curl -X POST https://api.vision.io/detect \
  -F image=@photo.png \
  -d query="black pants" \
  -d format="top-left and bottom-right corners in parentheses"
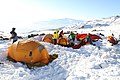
top-left (13, 40), bottom-right (17, 43)
top-left (53, 39), bottom-right (57, 45)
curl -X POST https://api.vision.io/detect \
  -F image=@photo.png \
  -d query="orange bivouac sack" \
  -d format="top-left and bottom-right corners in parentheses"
top-left (107, 36), bottom-right (118, 45)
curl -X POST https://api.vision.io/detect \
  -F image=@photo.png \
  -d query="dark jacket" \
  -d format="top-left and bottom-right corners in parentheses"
top-left (10, 31), bottom-right (18, 43)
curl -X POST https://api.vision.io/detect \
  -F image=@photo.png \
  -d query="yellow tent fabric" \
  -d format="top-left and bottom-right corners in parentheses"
top-left (57, 37), bottom-right (69, 45)
top-left (8, 40), bottom-right (50, 64)
top-left (42, 34), bottom-right (53, 44)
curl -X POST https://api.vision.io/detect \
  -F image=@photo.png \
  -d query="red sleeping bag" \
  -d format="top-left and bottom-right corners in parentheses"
top-left (76, 33), bottom-right (102, 40)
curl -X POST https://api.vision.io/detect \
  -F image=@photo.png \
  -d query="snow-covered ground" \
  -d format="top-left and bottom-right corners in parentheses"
top-left (0, 16), bottom-right (120, 80)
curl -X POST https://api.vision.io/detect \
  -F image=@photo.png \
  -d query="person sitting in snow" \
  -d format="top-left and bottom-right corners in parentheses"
top-left (68, 31), bottom-right (76, 46)
top-left (59, 30), bottom-right (64, 38)
top-left (10, 28), bottom-right (18, 43)
top-left (84, 33), bottom-right (95, 46)
top-left (107, 33), bottom-right (119, 46)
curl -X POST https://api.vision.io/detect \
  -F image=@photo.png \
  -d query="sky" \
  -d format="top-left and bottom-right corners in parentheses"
top-left (0, 0), bottom-right (120, 33)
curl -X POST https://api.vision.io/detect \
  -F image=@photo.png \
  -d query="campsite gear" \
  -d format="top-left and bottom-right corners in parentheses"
top-left (76, 33), bottom-right (102, 41)
top-left (42, 34), bottom-right (54, 44)
top-left (72, 43), bottom-right (81, 49)
top-left (84, 33), bottom-right (96, 45)
top-left (57, 37), bottom-right (69, 46)
top-left (71, 33), bottom-right (102, 49)
top-left (25, 53), bottom-right (58, 69)
top-left (107, 36), bottom-right (118, 45)
top-left (8, 40), bottom-right (50, 65)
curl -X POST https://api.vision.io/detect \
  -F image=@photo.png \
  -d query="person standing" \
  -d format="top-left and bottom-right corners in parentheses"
top-left (10, 28), bottom-right (18, 43)
top-left (52, 29), bottom-right (59, 45)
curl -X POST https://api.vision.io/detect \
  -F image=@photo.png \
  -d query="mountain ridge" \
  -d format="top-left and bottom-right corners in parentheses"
top-left (61, 15), bottom-right (120, 30)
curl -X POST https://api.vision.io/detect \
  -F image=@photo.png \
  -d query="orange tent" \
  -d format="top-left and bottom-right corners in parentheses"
top-left (8, 40), bottom-right (50, 64)
top-left (57, 37), bottom-right (69, 46)
top-left (42, 34), bottom-right (53, 44)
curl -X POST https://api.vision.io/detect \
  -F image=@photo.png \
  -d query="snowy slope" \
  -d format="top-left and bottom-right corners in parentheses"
top-left (62, 15), bottom-right (120, 30)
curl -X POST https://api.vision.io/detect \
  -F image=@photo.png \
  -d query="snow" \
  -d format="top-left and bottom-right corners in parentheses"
top-left (0, 16), bottom-right (120, 80)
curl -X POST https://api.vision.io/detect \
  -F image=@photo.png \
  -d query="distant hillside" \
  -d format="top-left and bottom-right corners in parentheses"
top-left (62, 15), bottom-right (120, 30)
top-left (33, 18), bottom-right (83, 30)
top-left (24, 15), bottom-right (120, 34)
